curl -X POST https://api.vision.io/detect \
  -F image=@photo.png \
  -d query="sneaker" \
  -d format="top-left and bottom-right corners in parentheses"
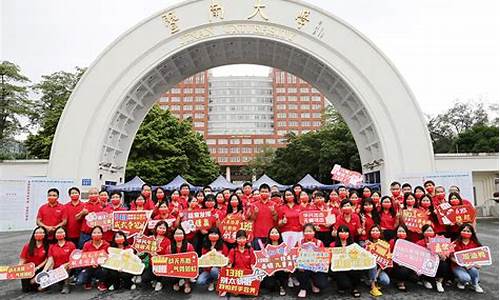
top-left (97, 282), bottom-right (107, 292)
top-left (370, 287), bottom-right (382, 297)
top-left (179, 279), bottom-right (185, 286)
top-left (190, 278), bottom-right (196, 283)
top-left (84, 283), bottom-right (92, 290)
top-left (311, 284), bottom-right (320, 293)
top-left (154, 282), bottom-right (163, 292)
top-left (61, 285), bottom-right (70, 294)
top-left (208, 282), bottom-right (215, 292)
top-left (279, 286), bottom-right (286, 296)
top-left (287, 278), bottom-right (294, 288)
top-left (474, 284), bottom-right (484, 293)
top-left (292, 277), bottom-right (300, 287)
top-left (457, 282), bottom-right (465, 290)
top-left (436, 281), bottom-right (444, 293)
top-left (298, 289), bottom-right (307, 298)
top-left (173, 283), bottom-right (180, 291)
top-left (108, 285), bottom-right (115, 291)
top-left (130, 284), bottom-right (136, 290)
top-left (133, 275), bottom-right (142, 284)
top-left (423, 281), bottom-right (433, 289)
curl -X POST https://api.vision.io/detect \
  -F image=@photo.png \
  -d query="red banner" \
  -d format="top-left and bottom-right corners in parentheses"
top-left (299, 210), bottom-right (327, 226)
top-left (181, 209), bottom-right (212, 230)
top-left (254, 243), bottom-right (299, 275)
top-left (365, 240), bottom-right (393, 269)
top-left (132, 234), bottom-right (158, 255)
top-left (219, 214), bottom-right (253, 243)
top-left (216, 267), bottom-right (262, 296)
top-left (0, 263), bottom-right (35, 280)
top-left (427, 235), bottom-right (455, 257)
top-left (436, 203), bottom-right (476, 225)
top-left (151, 252), bottom-right (198, 278)
top-left (392, 239), bottom-right (439, 277)
top-left (330, 164), bottom-right (363, 185)
top-left (68, 250), bottom-right (108, 269)
top-left (85, 211), bottom-right (113, 231)
top-left (453, 246), bottom-right (492, 267)
top-left (112, 210), bottom-right (152, 238)
top-left (402, 209), bottom-right (430, 233)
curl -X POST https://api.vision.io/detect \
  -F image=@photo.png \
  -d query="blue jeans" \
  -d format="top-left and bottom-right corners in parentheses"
top-left (78, 233), bottom-right (91, 249)
top-left (76, 267), bottom-right (107, 285)
top-left (368, 267), bottom-right (390, 286)
top-left (197, 268), bottom-right (220, 285)
top-left (452, 266), bottom-right (479, 285)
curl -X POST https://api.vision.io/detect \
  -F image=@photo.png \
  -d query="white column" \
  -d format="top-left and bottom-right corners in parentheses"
top-left (226, 166), bottom-right (231, 182)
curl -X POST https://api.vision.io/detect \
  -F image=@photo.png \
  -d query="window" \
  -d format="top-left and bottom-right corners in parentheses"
top-left (230, 148), bottom-right (240, 153)
top-left (288, 104), bottom-right (298, 110)
top-left (230, 139), bottom-right (240, 145)
top-left (183, 105), bottom-right (193, 111)
top-left (300, 104), bottom-right (311, 110)
top-left (170, 88), bottom-right (181, 94)
top-left (288, 87), bottom-right (297, 93)
top-left (301, 113), bottom-right (310, 118)
top-left (218, 139), bottom-right (228, 144)
top-left (289, 121), bottom-right (298, 127)
top-left (242, 139), bottom-right (252, 144)
top-left (195, 96), bottom-right (205, 102)
top-left (312, 121), bottom-right (322, 126)
top-left (288, 96), bottom-right (297, 101)
top-left (276, 87), bottom-right (286, 93)
top-left (301, 121), bottom-right (311, 126)
top-left (159, 96), bottom-right (168, 102)
top-left (170, 105), bottom-right (181, 111)
top-left (242, 147), bottom-right (252, 153)
top-left (230, 157), bottom-right (241, 162)
top-left (195, 88), bottom-right (205, 94)
top-left (206, 139), bottom-right (216, 145)
top-left (184, 96), bottom-right (193, 102)
top-left (218, 157), bottom-right (228, 163)
top-left (277, 96), bottom-right (286, 102)
top-left (300, 87), bottom-right (309, 93)
top-left (171, 97), bottom-right (181, 102)
top-left (312, 113), bottom-right (321, 118)
top-left (266, 139), bottom-right (276, 144)
top-left (254, 139), bottom-right (264, 144)
top-left (218, 148), bottom-right (228, 154)
top-left (312, 96), bottom-right (321, 102)
top-left (195, 105), bottom-right (205, 110)
top-left (312, 104), bottom-right (322, 110)
top-left (277, 104), bottom-right (286, 110)
top-left (194, 122), bottom-right (204, 127)
top-left (277, 113), bottom-right (286, 119)
top-left (300, 95), bottom-right (310, 101)
top-left (288, 112), bottom-right (298, 118)
top-left (277, 130), bottom-right (286, 135)
top-left (194, 113), bottom-right (205, 119)
top-left (183, 88), bottom-right (193, 93)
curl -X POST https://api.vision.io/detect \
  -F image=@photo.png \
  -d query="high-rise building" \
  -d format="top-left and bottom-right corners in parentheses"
top-left (159, 68), bottom-right (326, 181)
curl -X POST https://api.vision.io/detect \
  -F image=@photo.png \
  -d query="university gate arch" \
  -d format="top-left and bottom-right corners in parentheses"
top-left (47, 0), bottom-right (435, 190)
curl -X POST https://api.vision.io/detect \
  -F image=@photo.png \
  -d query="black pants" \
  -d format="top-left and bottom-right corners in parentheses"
top-left (141, 265), bottom-right (167, 285)
top-left (316, 231), bottom-right (333, 248)
top-left (421, 259), bottom-right (450, 282)
top-left (261, 271), bottom-right (288, 291)
top-left (107, 270), bottom-right (133, 289)
top-left (332, 270), bottom-right (362, 291)
top-left (21, 268), bottom-right (43, 292)
top-left (390, 264), bottom-right (414, 282)
top-left (296, 270), bottom-right (329, 291)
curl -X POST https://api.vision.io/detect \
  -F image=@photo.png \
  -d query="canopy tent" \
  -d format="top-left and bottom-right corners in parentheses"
top-left (105, 176), bottom-right (145, 192)
top-left (209, 175), bottom-right (241, 192)
top-left (161, 175), bottom-right (202, 192)
top-left (297, 174), bottom-right (330, 190)
top-left (325, 182), bottom-right (381, 191)
top-left (252, 174), bottom-right (290, 191)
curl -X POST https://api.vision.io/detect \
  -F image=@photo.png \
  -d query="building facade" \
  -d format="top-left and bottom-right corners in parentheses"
top-left (158, 68), bottom-right (326, 180)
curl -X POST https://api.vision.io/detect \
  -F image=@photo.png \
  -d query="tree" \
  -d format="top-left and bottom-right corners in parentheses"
top-left (0, 61), bottom-right (33, 158)
top-left (452, 125), bottom-right (499, 153)
top-left (25, 67), bottom-right (86, 158)
top-left (126, 104), bottom-right (219, 185)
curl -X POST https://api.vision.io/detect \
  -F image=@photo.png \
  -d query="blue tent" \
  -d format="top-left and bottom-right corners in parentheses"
top-left (209, 175), bottom-right (241, 192)
top-left (297, 174), bottom-right (330, 190)
top-left (106, 176), bottom-right (145, 192)
top-left (161, 175), bottom-right (202, 192)
top-left (253, 174), bottom-right (290, 191)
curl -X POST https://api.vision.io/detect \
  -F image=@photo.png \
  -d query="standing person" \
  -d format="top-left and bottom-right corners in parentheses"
top-left (433, 186), bottom-right (448, 208)
top-left (398, 192), bottom-right (421, 242)
top-left (419, 194), bottom-right (447, 237)
top-left (19, 226), bottom-right (49, 292)
top-left (361, 187), bottom-right (373, 200)
top-left (260, 227), bottom-right (288, 296)
top-left (130, 195), bottom-right (147, 211)
top-left (247, 184), bottom-right (278, 250)
top-left (298, 191), bottom-right (313, 210)
top-left (179, 183), bottom-right (192, 205)
top-left (416, 224), bottom-right (449, 293)
top-left (366, 225), bottom-right (390, 297)
top-left (401, 183), bottom-right (413, 195)
top-left (296, 223), bottom-right (329, 298)
top-left (447, 192), bottom-right (474, 239)
top-left (414, 186), bottom-right (426, 202)
top-left (106, 231), bottom-right (135, 291)
top-left (337, 185), bottom-right (348, 201)
top-left (136, 184), bottom-right (156, 210)
top-left (64, 187), bottom-right (85, 246)
top-left (222, 230), bottom-right (256, 297)
top-left (241, 182), bottom-right (253, 207)
top-left (169, 190), bottom-right (186, 216)
top-left (141, 221), bottom-right (171, 292)
top-left (388, 224), bottom-right (414, 291)
top-left (390, 182), bottom-right (403, 212)
top-left (214, 192), bottom-right (227, 214)
top-left (37, 188), bottom-right (67, 242)
top-left (424, 180), bottom-right (436, 197)
top-left (103, 191), bottom-right (127, 242)
top-left (349, 191), bottom-right (361, 214)
top-left (371, 191), bottom-right (382, 211)
top-left (358, 198), bottom-right (380, 246)
top-left (278, 189), bottom-right (303, 247)
top-left (152, 187), bottom-right (167, 217)
top-left (379, 196), bottom-right (398, 240)
top-left (78, 187), bottom-right (104, 248)
top-left (292, 184), bottom-right (303, 198)
top-left (197, 227), bottom-right (228, 292)
top-left (312, 191), bottom-right (335, 246)
top-left (170, 227), bottom-right (195, 294)
top-left (329, 190), bottom-right (341, 215)
top-left (99, 190), bottom-right (110, 208)
top-left (76, 226), bottom-right (109, 291)
top-left (335, 199), bottom-right (363, 242)
top-left (42, 226), bottom-right (76, 294)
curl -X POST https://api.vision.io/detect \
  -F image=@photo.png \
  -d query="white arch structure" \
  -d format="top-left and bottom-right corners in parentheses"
top-left (48, 0), bottom-right (435, 189)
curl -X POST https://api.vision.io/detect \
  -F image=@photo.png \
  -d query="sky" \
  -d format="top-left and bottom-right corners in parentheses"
top-left (2, 0), bottom-right (499, 116)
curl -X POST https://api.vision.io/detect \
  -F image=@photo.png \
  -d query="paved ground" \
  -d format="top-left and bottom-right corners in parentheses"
top-left (0, 219), bottom-right (498, 300)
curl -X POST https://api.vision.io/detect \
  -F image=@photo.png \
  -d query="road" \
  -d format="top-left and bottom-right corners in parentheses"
top-left (0, 219), bottom-right (498, 300)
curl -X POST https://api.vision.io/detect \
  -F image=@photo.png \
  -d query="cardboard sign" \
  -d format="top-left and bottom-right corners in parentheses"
top-left (147, 218), bottom-right (176, 230)
top-left (296, 242), bottom-right (331, 273)
top-left (365, 240), bottom-right (393, 269)
top-left (85, 211), bottom-right (113, 231)
top-left (198, 249), bottom-right (229, 268)
top-left (132, 234), bottom-right (158, 255)
top-left (181, 219), bottom-right (196, 234)
top-left (254, 243), bottom-right (299, 275)
top-left (216, 267), bottom-right (263, 296)
top-left (454, 246), bottom-right (492, 267)
top-left (0, 263), bottom-right (35, 280)
top-left (181, 209), bottom-right (212, 230)
top-left (151, 252), bottom-right (198, 278)
top-left (219, 214), bottom-right (253, 243)
top-left (34, 265), bottom-right (68, 288)
top-left (392, 239), bottom-right (439, 277)
top-left (330, 164), bottom-right (363, 185)
top-left (101, 247), bottom-right (145, 275)
top-left (112, 210), bottom-right (152, 238)
top-left (330, 243), bottom-right (376, 271)
top-left (402, 209), bottom-right (430, 233)
top-left (427, 236), bottom-right (455, 257)
top-left (68, 249), bottom-right (108, 269)
top-left (436, 203), bottom-right (476, 225)
top-left (299, 210), bottom-right (327, 226)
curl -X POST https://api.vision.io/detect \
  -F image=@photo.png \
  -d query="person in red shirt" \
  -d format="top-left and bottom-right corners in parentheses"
top-left (64, 187), bottom-right (84, 246)
top-left (170, 227), bottom-right (196, 294)
top-left (260, 227), bottom-right (288, 296)
top-left (106, 231), bottom-right (135, 291)
top-left (141, 221), bottom-right (172, 292)
top-left (152, 202), bottom-right (178, 235)
top-left (337, 185), bottom-right (348, 201)
top-left (203, 194), bottom-right (223, 222)
top-left (130, 194), bottom-right (147, 211)
top-left (271, 191), bottom-right (283, 206)
top-left (179, 183), bottom-right (192, 205)
top-left (450, 224), bottom-right (484, 293)
top-left (292, 184), bottom-right (303, 199)
top-left (152, 187), bottom-right (167, 217)
top-left (379, 196), bottom-right (398, 240)
top-left (99, 190), bottom-right (109, 208)
top-left (37, 188), bottom-right (67, 242)
top-left (366, 225), bottom-right (390, 297)
top-left (358, 198), bottom-right (380, 245)
top-left (312, 191), bottom-right (335, 246)
top-left (361, 186), bottom-right (372, 200)
top-left (78, 187), bottom-right (103, 248)
top-left (241, 182), bottom-right (253, 207)
top-left (169, 190), bottom-right (187, 216)
top-left (247, 184), bottom-right (278, 250)
top-left (401, 183), bottom-right (413, 195)
top-left (349, 191), bottom-right (361, 214)
top-left (222, 230), bottom-right (256, 296)
top-left (19, 226), bottom-right (49, 292)
top-left (448, 185), bottom-right (473, 206)
top-left (298, 191), bottom-right (314, 210)
top-left (329, 225), bottom-right (362, 298)
top-left (447, 192), bottom-right (476, 239)
top-left (335, 199), bottom-right (363, 241)
top-left (42, 226), bottom-right (76, 294)
top-left (278, 189), bottom-right (303, 247)
top-left (433, 185), bottom-right (447, 207)
top-left (416, 224), bottom-right (449, 293)
top-left (214, 192), bottom-right (227, 213)
top-left (419, 194), bottom-right (446, 236)
top-left (197, 227), bottom-right (229, 292)
top-left (389, 181), bottom-right (403, 212)
top-left (398, 192), bottom-right (421, 242)
top-left (102, 191), bottom-right (127, 242)
top-left (388, 224), bottom-right (414, 291)
top-left (414, 186), bottom-right (426, 203)
top-left (424, 180), bottom-right (436, 198)
top-left (296, 223), bottom-right (329, 298)
top-left (76, 226), bottom-right (110, 291)
top-left (328, 189), bottom-right (341, 215)
top-left (371, 191), bottom-right (382, 211)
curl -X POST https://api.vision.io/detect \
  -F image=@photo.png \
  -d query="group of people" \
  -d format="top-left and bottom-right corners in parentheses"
top-left (20, 179), bottom-right (486, 297)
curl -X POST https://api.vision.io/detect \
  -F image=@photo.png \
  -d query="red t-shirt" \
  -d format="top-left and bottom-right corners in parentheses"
top-left (228, 247), bottom-right (256, 274)
top-left (130, 198), bottom-right (155, 211)
top-left (415, 239), bottom-right (427, 248)
top-left (63, 200), bottom-right (84, 239)
top-left (48, 241), bottom-right (76, 268)
top-left (452, 239), bottom-right (480, 267)
top-left (82, 240), bottom-right (109, 252)
top-left (335, 213), bottom-right (362, 240)
top-left (379, 211), bottom-right (396, 231)
top-left (37, 202), bottom-right (66, 239)
top-left (20, 243), bottom-right (47, 266)
top-left (169, 242), bottom-right (195, 254)
top-left (278, 204), bottom-right (302, 232)
top-left (299, 238), bottom-right (324, 248)
top-left (359, 213), bottom-right (375, 241)
top-left (81, 201), bottom-right (103, 234)
top-left (156, 236), bottom-right (172, 255)
top-left (251, 200), bottom-right (277, 238)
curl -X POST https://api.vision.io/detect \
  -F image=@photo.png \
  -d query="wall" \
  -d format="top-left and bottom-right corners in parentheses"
top-left (0, 160), bottom-right (49, 179)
